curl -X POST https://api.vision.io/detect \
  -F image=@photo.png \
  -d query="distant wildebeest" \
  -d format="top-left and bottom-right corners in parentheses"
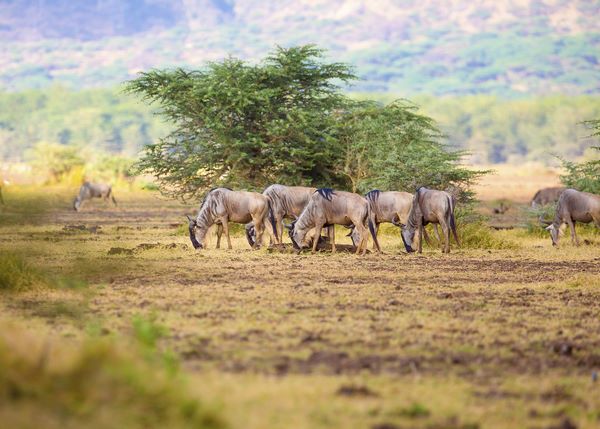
top-left (540, 188), bottom-right (600, 246)
top-left (400, 187), bottom-right (460, 254)
top-left (287, 188), bottom-right (376, 254)
top-left (531, 186), bottom-right (566, 208)
top-left (73, 182), bottom-right (117, 211)
top-left (187, 188), bottom-right (272, 250)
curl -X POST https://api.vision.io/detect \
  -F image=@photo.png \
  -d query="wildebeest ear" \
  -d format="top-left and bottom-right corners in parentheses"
top-left (545, 225), bottom-right (553, 231)
top-left (283, 223), bottom-right (293, 230)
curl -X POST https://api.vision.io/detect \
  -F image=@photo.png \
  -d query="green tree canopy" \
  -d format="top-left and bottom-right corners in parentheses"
top-left (125, 45), bottom-right (355, 198)
top-left (339, 99), bottom-right (485, 200)
top-left (126, 45), bottom-right (485, 200)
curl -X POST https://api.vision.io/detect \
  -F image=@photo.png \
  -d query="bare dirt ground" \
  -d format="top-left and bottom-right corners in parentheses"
top-left (1, 184), bottom-right (600, 429)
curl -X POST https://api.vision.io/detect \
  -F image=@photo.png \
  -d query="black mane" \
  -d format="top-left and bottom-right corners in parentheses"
top-left (316, 188), bottom-right (335, 201)
top-left (365, 189), bottom-right (381, 201)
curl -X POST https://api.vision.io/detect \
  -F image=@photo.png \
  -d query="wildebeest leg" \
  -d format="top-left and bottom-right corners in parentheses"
top-left (433, 224), bottom-right (441, 242)
top-left (439, 219), bottom-right (450, 253)
top-left (221, 219), bottom-right (233, 250)
top-left (422, 226), bottom-right (434, 247)
top-left (566, 216), bottom-right (578, 246)
top-left (371, 224), bottom-right (380, 250)
top-left (276, 217), bottom-right (284, 245)
top-left (215, 224), bottom-right (223, 249)
top-left (312, 224), bottom-right (323, 253)
top-left (330, 225), bottom-right (336, 253)
top-left (414, 218), bottom-right (423, 254)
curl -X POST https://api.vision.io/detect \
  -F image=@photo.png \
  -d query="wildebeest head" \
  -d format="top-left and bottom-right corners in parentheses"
top-left (400, 224), bottom-right (415, 253)
top-left (186, 215), bottom-right (204, 249)
top-left (73, 196), bottom-right (81, 212)
top-left (545, 223), bottom-right (561, 246)
top-left (285, 220), bottom-right (309, 250)
top-left (344, 224), bottom-right (360, 247)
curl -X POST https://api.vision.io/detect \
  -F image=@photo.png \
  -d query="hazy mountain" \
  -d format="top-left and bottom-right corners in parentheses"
top-left (1, 0), bottom-right (599, 95)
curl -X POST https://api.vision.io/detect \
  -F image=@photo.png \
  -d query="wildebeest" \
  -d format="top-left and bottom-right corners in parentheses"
top-left (531, 186), bottom-right (566, 208)
top-left (363, 190), bottom-right (413, 252)
top-left (263, 184), bottom-right (316, 244)
top-left (541, 188), bottom-right (600, 246)
top-left (288, 188), bottom-right (376, 254)
top-left (187, 188), bottom-right (271, 250)
top-left (73, 182), bottom-right (117, 211)
top-left (400, 187), bottom-right (459, 254)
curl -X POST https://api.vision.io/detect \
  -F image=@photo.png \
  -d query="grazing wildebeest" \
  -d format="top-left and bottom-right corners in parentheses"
top-left (73, 182), bottom-right (117, 211)
top-left (363, 190), bottom-right (413, 252)
top-left (288, 188), bottom-right (376, 254)
top-left (531, 186), bottom-right (566, 208)
top-left (400, 187), bottom-right (459, 254)
top-left (263, 184), bottom-right (319, 244)
top-left (541, 188), bottom-right (600, 246)
top-left (346, 189), bottom-right (439, 251)
top-left (187, 188), bottom-right (271, 250)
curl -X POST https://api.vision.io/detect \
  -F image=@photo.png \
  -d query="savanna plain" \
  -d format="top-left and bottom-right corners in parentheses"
top-left (1, 166), bottom-right (599, 429)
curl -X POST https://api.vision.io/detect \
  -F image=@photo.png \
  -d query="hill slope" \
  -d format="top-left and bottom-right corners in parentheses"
top-left (1, 0), bottom-right (599, 95)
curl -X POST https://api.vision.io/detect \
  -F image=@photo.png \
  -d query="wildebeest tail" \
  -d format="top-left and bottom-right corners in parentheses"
top-left (447, 195), bottom-right (460, 246)
top-left (366, 204), bottom-right (381, 252)
top-left (267, 200), bottom-right (278, 239)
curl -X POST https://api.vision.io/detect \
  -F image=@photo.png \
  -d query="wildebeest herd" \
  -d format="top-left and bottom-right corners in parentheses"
top-left (73, 181), bottom-right (600, 252)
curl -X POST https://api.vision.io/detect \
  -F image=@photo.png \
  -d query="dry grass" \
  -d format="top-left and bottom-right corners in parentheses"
top-left (1, 184), bottom-right (600, 428)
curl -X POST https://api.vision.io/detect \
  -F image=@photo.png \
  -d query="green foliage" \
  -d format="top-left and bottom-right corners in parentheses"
top-left (0, 324), bottom-right (225, 429)
top-left (127, 46), bottom-right (485, 198)
top-left (126, 45), bottom-right (355, 197)
top-left (340, 99), bottom-right (487, 200)
top-left (559, 119), bottom-right (600, 194)
top-left (26, 141), bottom-right (85, 184)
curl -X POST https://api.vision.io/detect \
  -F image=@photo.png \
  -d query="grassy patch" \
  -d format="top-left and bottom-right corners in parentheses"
top-left (458, 222), bottom-right (518, 250)
top-left (0, 322), bottom-right (226, 429)
top-left (0, 251), bottom-right (47, 292)
top-left (0, 251), bottom-right (87, 293)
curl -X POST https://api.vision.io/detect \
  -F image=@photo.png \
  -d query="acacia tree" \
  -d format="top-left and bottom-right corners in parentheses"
top-left (125, 45), bottom-right (354, 198)
top-left (560, 119), bottom-right (600, 194)
top-left (126, 45), bottom-right (485, 200)
top-left (339, 100), bottom-right (485, 201)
